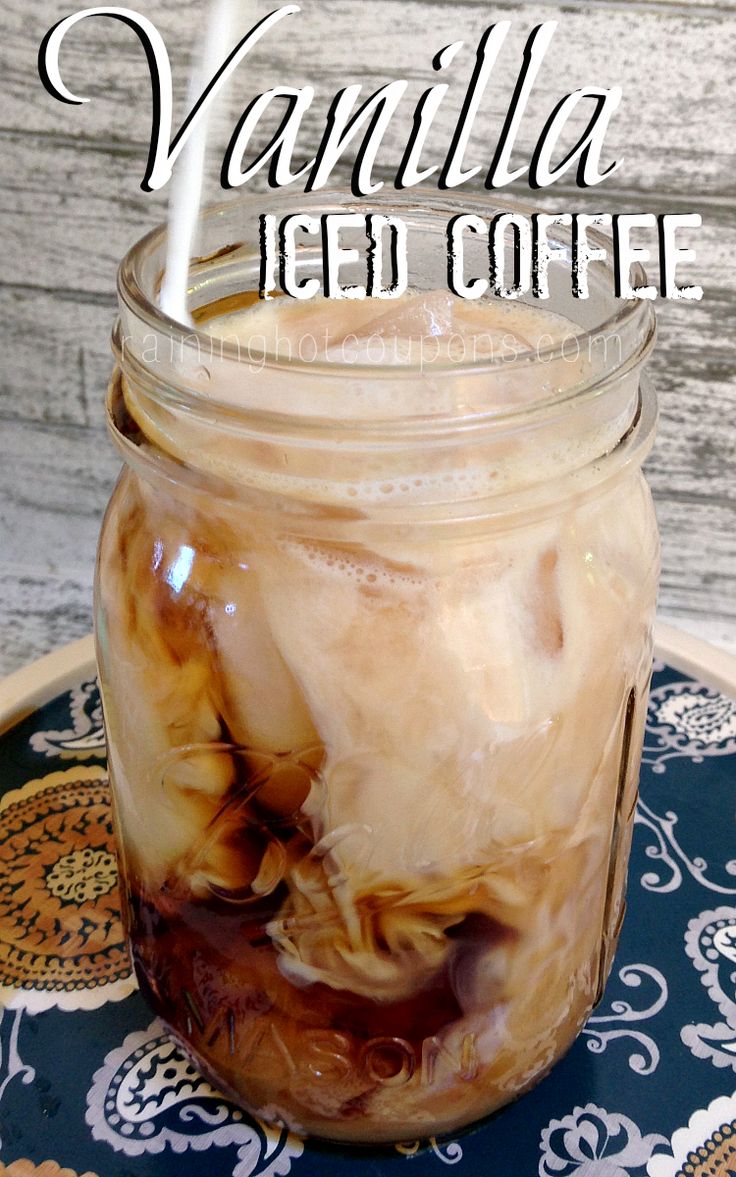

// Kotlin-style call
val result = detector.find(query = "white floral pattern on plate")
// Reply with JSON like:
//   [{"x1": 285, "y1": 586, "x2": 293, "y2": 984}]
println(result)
[
  {"x1": 30, "y1": 678, "x2": 106, "y2": 760},
  {"x1": 647, "y1": 1092, "x2": 736, "y2": 1177},
  {"x1": 634, "y1": 798, "x2": 736, "y2": 896},
  {"x1": 396, "y1": 1139, "x2": 463, "y2": 1164},
  {"x1": 681, "y1": 905, "x2": 736, "y2": 1071},
  {"x1": 0, "y1": 1007, "x2": 35, "y2": 1149},
  {"x1": 643, "y1": 682, "x2": 736, "y2": 773},
  {"x1": 538, "y1": 1103, "x2": 668, "y2": 1176},
  {"x1": 631, "y1": 680, "x2": 736, "y2": 896},
  {"x1": 2, "y1": 650, "x2": 734, "y2": 1172},
  {"x1": 0, "y1": 768, "x2": 134, "y2": 1012},
  {"x1": 85, "y1": 1020, "x2": 303, "y2": 1176},
  {"x1": 582, "y1": 963, "x2": 668, "y2": 1076}
]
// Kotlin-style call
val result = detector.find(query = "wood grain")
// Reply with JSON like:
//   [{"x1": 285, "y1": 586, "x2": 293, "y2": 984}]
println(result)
[
  {"x1": 0, "y1": 0, "x2": 734, "y2": 675},
  {"x1": 6, "y1": 0, "x2": 734, "y2": 197},
  {"x1": 1, "y1": 419, "x2": 733, "y2": 672}
]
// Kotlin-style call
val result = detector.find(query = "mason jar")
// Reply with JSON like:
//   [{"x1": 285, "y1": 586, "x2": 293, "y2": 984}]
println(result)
[{"x1": 94, "y1": 192, "x2": 659, "y2": 1144}]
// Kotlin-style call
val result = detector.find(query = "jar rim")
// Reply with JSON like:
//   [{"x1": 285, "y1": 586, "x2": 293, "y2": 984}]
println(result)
[
  {"x1": 107, "y1": 366, "x2": 658, "y2": 532},
  {"x1": 117, "y1": 189, "x2": 656, "y2": 386}
]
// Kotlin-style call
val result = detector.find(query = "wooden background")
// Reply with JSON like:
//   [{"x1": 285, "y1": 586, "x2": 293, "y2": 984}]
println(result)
[{"x1": 1, "y1": 0, "x2": 735, "y2": 675}]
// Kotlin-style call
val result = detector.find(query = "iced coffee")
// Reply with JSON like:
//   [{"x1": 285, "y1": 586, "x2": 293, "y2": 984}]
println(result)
[{"x1": 96, "y1": 201, "x2": 659, "y2": 1144}]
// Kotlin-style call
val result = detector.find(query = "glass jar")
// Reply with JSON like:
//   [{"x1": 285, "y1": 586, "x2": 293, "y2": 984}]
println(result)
[{"x1": 95, "y1": 192, "x2": 659, "y2": 1144}]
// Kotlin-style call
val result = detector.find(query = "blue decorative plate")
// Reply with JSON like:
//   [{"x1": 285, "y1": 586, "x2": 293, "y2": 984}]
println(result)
[{"x1": 0, "y1": 631, "x2": 735, "y2": 1177}]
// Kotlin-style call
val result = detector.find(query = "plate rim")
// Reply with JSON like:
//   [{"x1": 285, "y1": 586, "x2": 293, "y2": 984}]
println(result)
[{"x1": 0, "y1": 623, "x2": 734, "y2": 737}]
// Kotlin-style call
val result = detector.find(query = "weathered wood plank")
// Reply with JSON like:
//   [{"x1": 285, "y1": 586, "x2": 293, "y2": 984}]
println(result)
[
  {"x1": 3, "y1": 578, "x2": 733, "y2": 680},
  {"x1": 0, "y1": 422, "x2": 118, "y2": 572},
  {"x1": 0, "y1": 569, "x2": 95, "y2": 677},
  {"x1": 645, "y1": 357, "x2": 736, "y2": 505},
  {"x1": 0, "y1": 287, "x2": 115, "y2": 428},
  {"x1": 657, "y1": 496, "x2": 736, "y2": 621},
  {"x1": 1, "y1": 131, "x2": 167, "y2": 295},
  {"x1": 3, "y1": 581, "x2": 732, "y2": 681},
  {"x1": 2, "y1": 124, "x2": 731, "y2": 298},
  {"x1": 3, "y1": 0, "x2": 734, "y2": 199},
  {"x1": 0, "y1": 0, "x2": 734, "y2": 672},
  {"x1": 0, "y1": 419, "x2": 114, "y2": 672},
  {"x1": 1, "y1": 283, "x2": 733, "y2": 506},
  {"x1": 0, "y1": 418, "x2": 733, "y2": 674}
]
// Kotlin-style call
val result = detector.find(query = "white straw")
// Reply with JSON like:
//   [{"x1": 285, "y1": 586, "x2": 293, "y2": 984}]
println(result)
[{"x1": 160, "y1": 0, "x2": 236, "y2": 324}]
